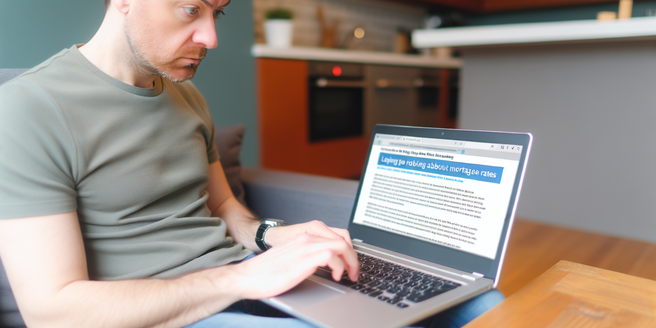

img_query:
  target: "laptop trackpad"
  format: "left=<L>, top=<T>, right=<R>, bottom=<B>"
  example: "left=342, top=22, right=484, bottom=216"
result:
left=276, top=279, right=345, bottom=309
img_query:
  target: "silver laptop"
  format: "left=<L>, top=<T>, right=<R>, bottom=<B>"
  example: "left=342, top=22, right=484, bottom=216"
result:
left=262, top=125, right=533, bottom=328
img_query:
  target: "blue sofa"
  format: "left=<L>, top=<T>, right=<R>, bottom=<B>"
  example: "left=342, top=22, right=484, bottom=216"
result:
left=0, top=68, right=359, bottom=327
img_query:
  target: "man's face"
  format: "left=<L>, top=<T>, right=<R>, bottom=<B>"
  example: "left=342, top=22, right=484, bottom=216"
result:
left=124, top=0, right=230, bottom=82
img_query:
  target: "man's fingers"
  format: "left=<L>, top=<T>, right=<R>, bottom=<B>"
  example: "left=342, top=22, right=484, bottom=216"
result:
left=302, top=221, right=350, bottom=243
left=238, top=233, right=361, bottom=300
left=336, top=253, right=359, bottom=282
left=320, top=251, right=346, bottom=281
left=329, top=227, right=353, bottom=247
left=303, top=237, right=359, bottom=281
left=311, top=249, right=352, bottom=283
left=268, top=222, right=355, bottom=252
left=301, top=223, right=358, bottom=279
left=334, top=242, right=359, bottom=281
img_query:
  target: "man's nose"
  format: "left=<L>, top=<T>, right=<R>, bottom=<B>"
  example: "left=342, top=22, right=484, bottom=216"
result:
left=193, top=18, right=219, bottom=49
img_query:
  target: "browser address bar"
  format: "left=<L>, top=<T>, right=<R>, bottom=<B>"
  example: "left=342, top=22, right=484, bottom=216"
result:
left=387, top=142, right=461, bottom=153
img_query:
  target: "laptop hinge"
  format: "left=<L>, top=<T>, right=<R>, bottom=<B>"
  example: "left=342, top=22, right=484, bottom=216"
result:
left=352, top=238, right=363, bottom=243
left=462, top=272, right=485, bottom=281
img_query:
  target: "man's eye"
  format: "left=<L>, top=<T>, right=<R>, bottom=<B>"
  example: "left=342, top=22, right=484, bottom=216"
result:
left=184, top=7, right=199, bottom=15
left=213, top=9, right=225, bottom=19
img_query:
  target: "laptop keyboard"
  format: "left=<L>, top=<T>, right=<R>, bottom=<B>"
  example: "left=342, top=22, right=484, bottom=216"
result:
left=314, top=253, right=460, bottom=309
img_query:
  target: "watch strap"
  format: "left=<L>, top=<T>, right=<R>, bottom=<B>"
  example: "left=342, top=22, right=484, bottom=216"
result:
left=255, top=219, right=286, bottom=251
left=255, top=224, right=271, bottom=251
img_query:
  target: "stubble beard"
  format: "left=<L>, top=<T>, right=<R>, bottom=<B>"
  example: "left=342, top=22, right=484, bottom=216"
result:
left=123, top=17, right=206, bottom=83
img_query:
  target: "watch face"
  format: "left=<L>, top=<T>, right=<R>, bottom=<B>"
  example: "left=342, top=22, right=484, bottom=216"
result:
left=256, top=219, right=287, bottom=251
left=262, top=219, right=286, bottom=226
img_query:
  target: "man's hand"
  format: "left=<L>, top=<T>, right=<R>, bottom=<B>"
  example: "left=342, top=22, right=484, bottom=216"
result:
left=205, top=162, right=360, bottom=293
left=264, top=220, right=354, bottom=249
left=232, top=232, right=359, bottom=299
left=264, top=220, right=359, bottom=280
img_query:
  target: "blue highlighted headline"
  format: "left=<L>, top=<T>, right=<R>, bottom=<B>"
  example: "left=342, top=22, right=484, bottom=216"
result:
left=377, top=153, right=504, bottom=184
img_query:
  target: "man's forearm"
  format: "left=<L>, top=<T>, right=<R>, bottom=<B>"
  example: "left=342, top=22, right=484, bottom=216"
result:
left=212, top=196, right=261, bottom=251
left=2, top=211, right=360, bottom=328
left=205, top=162, right=262, bottom=251
left=212, top=197, right=356, bottom=254
left=23, top=265, right=242, bottom=328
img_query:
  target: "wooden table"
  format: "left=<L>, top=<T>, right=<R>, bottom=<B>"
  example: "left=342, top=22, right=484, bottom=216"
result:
left=465, top=260, right=656, bottom=327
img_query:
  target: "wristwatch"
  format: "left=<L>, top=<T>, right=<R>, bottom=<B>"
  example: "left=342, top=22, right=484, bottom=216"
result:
left=255, top=219, right=287, bottom=251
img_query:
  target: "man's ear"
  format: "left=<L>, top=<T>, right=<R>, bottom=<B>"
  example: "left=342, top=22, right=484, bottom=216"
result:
left=113, top=0, right=131, bottom=14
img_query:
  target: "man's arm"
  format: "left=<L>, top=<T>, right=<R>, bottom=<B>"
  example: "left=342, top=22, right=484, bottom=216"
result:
left=0, top=212, right=243, bottom=328
left=0, top=211, right=359, bottom=328
left=204, top=162, right=356, bottom=254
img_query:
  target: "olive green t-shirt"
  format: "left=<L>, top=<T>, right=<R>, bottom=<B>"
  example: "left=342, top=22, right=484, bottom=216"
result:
left=0, top=45, right=252, bottom=280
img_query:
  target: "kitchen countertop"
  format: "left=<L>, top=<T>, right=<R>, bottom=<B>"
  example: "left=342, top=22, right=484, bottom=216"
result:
left=412, top=16, right=656, bottom=48
left=251, top=44, right=462, bottom=68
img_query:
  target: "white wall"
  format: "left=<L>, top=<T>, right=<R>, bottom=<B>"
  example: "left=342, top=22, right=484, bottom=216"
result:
left=459, top=41, right=656, bottom=243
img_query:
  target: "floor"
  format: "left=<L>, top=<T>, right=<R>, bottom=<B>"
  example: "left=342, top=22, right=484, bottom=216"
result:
left=496, top=218, right=656, bottom=297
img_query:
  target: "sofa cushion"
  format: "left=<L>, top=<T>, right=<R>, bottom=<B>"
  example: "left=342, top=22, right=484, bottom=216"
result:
left=215, top=124, right=247, bottom=205
left=241, top=167, right=359, bottom=229
left=0, top=257, right=24, bottom=328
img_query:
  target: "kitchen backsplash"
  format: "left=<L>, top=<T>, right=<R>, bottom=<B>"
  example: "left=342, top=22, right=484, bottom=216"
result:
left=252, top=0, right=427, bottom=52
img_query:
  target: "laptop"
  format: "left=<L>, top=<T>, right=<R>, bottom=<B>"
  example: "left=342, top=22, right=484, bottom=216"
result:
left=262, top=124, right=533, bottom=328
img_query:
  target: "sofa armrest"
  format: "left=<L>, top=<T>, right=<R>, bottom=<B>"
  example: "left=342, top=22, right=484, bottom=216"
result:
left=0, top=258, right=25, bottom=328
left=241, top=167, right=359, bottom=229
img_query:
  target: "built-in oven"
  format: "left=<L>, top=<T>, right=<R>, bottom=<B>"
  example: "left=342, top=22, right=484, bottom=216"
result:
left=308, top=61, right=365, bottom=142
left=364, top=65, right=443, bottom=137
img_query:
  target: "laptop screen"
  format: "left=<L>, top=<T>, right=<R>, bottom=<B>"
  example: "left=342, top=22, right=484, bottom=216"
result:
left=352, top=133, right=522, bottom=260
left=348, top=125, right=532, bottom=281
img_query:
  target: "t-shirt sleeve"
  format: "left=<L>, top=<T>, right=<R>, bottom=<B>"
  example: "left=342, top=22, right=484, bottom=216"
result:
left=206, top=122, right=220, bottom=164
left=0, top=79, right=78, bottom=219
left=179, top=80, right=220, bottom=164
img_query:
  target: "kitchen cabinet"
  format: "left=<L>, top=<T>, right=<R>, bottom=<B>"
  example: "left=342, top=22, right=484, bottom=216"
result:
left=483, top=0, right=617, bottom=12
left=257, top=58, right=370, bottom=179
left=257, top=56, right=458, bottom=179
left=411, top=0, right=617, bottom=13
left=365, top=65, right=456, bottom=138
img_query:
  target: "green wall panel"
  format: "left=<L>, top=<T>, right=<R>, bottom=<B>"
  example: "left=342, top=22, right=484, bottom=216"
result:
left=0, top=0, right=259, bottom=166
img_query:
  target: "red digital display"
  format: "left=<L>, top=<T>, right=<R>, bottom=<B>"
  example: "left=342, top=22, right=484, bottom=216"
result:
left=332, top=66, right=342, bottom=76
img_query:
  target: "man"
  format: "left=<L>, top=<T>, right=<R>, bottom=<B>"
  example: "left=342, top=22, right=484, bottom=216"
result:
left=0, top=0, right=502, bottom=327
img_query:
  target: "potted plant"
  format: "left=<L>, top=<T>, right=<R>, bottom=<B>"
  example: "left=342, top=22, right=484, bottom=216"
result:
left=264, top=7, right=294, bottom=47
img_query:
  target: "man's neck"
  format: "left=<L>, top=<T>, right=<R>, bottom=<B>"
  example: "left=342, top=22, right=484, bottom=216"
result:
left=78, top=14, right=157, bottom=89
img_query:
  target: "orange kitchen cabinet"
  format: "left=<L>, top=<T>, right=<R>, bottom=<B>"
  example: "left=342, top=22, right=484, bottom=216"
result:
left=257, top=58, right=369, bottom=179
